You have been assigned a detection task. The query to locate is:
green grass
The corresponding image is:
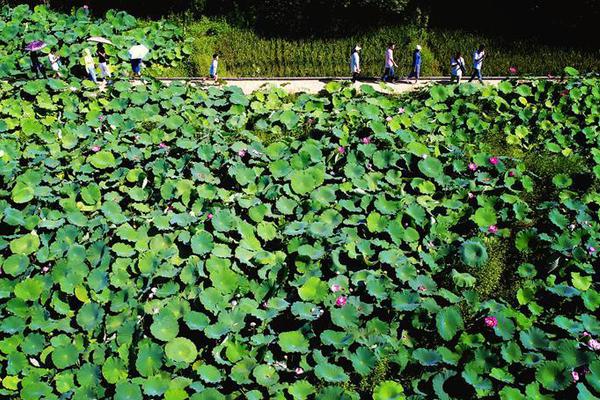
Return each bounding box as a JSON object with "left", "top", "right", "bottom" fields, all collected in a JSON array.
[{"left": 175, "top": 19, "right": 600, "bottom": 77}]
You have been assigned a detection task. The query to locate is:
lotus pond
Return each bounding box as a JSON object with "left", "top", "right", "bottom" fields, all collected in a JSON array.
[
  {"left": 1, "top": 69, "right": 600, "bottom": 399},
  {"left": 0, "top": 5, "right": 190, "bottom": 79}
]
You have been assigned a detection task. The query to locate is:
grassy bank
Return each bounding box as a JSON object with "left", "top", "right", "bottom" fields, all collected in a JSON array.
[{"left": 174, "top": 18, "right": 600, "bottom": 77}]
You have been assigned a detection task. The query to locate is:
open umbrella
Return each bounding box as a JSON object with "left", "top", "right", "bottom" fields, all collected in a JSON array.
[
  {"left": 25, "top": 41, "right": 46, "bottom": 52},
  {"left": 128, "top": 44, "right": 149, "bottom": 60},
  {"left": 88, "top": 36, "right": 113, "bottom": 45}
]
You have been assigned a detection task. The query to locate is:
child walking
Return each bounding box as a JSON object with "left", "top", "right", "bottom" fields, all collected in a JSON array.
[
  {"left": 450, "top": 52, "right": 466, "bottom": 84},
  {"left": 48, "top": 47, "right": 62, "bottom": 78},
  {"left": 209, "top": 54, "right": 219, "bottom": 82}
]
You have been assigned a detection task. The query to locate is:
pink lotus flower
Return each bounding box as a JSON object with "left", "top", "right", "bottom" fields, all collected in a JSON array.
[
  {"left": 42, "top": 266, "right": 50, "bottom": 273},
  {"left": 159, "top": 142, "right": 168, "bottom": 149},
  {"left": 335, "top": 296, "right": 347, "bottom": 307},
  {"left": 207, "top": 213, "right": 213, "bottom": 219},
  {"left": 337, "top": 146, "right": 345, "bottom": 154},
  {"left": 468, "top": 162, "right": 478, "bottom": 171},
  {"left": 484, "top": 316, "right": 498, "bottom": 328},
  {"left": 361, "top": 137, "right": 371, "bottom": 145},
  {"left": 331, "top": 284, "right": 341, "bottom": 293},
  {"left": 386, "top": 116, "right": 392, "bottom": 122},
  {"left": 91, "top": 145, "right": 101, "bottom": 152},
  {"left": 572, "top": 371, "right": 580, "bottom": 382},
  {"left": 398, "top": 107, "right": 405, "bottom": 114},
  {"left": 489, "top": 157, "right": 499, "bottom": 165},
  {"left": 488, "top": 225, "right": 498, "bottom": 234},
  {"left": 589, "top": 246, "right": 596, "bottom": 254},
  {"left": 583, "top": 332, "right": 591, "bottom": 337},
  {"left": 588, "top": 339, "right": 600, "bottom": 351},
  {"left": 83, "top": 5, "right": 89, "bottom": 9},
  {"left": 468, "top": 192, "right": 475, "bottom": 199},
  {"left": 98, "top": 115, "right": 104, "bottom": 121},
  {"left": 295, "top": 367, "right": 304, "bottom": 375},
  {"left": 508, "top": 66, "right": 518, "bottom": 75},
  {"left": 238, "top": 149, "right": 247, "bottom": 157},
  {"left": 418, "top": 285, "right": 427, "bottom": 292}
]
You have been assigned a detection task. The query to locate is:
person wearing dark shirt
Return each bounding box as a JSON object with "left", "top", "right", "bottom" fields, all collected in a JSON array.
[
  {"left": 30, "top": 51, "right": 46, "bottom": 79},
  {"left": 97, "top": 43, "right": 111, "bottom": 81},
  {"left": 407, "top": 45, "right": 422, "bottom": 84}
]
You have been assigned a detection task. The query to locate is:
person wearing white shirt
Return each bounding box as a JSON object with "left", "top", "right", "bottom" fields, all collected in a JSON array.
[
  {"left": 450, "top": 52, "right": 466, "bottom": 84},
  {"left": 48, "top": 47, "right": 61, "bottom": 78},
  {"left": 209, "top": 54, "right": 219, "bottom": 82},
  {"left": 469, "top": 45, "right": 486, "bottom": 83},
  {"left": 350, "top": 45, "right": 361, "bottom": 83},
  {"left": 382, "top": 42, "right": 397, "bottom": 82}
]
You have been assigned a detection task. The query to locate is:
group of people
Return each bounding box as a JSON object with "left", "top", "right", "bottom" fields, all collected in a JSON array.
[
  {"left": 350, "top": 43, "right": 486, "bottom": 84},
  {"left": 28, "top": 43, "right": 145, "bottom": 82}
]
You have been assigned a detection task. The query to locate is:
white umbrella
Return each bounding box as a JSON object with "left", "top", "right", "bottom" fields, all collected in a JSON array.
[
  {"left": 88, "top": 36, "right": 113, "bottom": 45},
  {"left": 128, "top": 44, "right": 149, "bottom": 60}
]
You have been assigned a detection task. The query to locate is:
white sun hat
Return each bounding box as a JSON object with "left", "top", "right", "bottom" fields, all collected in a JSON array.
[{"left": 416, "top": 44, "right": 422, "bottom": 50}]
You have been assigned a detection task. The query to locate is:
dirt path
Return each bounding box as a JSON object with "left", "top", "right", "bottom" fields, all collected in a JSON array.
[{"left": 159, "top": 77, "right": 509, "bottom": 95}]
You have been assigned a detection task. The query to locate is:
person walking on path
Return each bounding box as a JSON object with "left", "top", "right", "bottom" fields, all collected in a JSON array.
[
  {"left": 469, "top": 45, "right": 486, "bottom": 83},
  {"left": 97, "top": 43, "right": 111, "bottom": 82},
  {"left": 83, "top": 48, "right": 97, "bottom": 83},
  {"left": 382, "top": 42, "right": 398, "bottom": 82},
  {"left": 48, "top": 47, "right": 61, "bottom": 78},
  {"left": 407, "top": 44, "right": 422, "bottom": 84},
  {"left": 209, "top": 53, "right": 219, "bottom": 81},
  {"left": 30, "top": 51, "right": 46, "bottom": 79},
  {"left": 450, "top": 52, "right": 466, "bottom": 84},
  {"left": 350, "top": 46, "right": 361, "bottom": 83}
]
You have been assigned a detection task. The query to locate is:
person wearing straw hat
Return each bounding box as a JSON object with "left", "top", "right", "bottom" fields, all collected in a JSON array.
[
  {"left": 407, "top": 44, "right": 422, "bottom": 84},
  {"left": 97, "top": 43, "right": 111, "bottom": 82},
  {"left": 350, "top": 45, "right": 361, "bottom": 83},
  {"left": 82, "top": 48, "right": 97, "bottom": 83}
]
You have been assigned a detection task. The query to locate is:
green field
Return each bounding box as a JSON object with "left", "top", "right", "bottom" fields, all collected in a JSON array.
[
  {"left": 180, "top": 18, "right": 600, "bottom": 78},
  {"left": 2, "top": 4, "right": 600, "bottom": 400}
]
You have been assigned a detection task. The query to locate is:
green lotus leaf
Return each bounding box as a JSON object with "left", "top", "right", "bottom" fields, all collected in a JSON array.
[
  {"left": 436, "top": 306, "right": 464, "bottom": 341},
  {"left": 460, "top": 240, "right": 489, "bottom": 267},
  {"left": 76, "top": 302, "right": 104, "bottom": 331},
  {"left": 14, "top": 277, "right": 44, "bottom": 301},
  {"left": 288, "top": 380, "right": 316, "bottom": 400},
  {"left": 412, "top": 348, "right": 441, "bottom": 366},
  {"left": 115, "top": 382, "right": 143, "bottom": 400},
  {"left": 471, "top": 207, "right": 497, "bottom": 227},
  {"left": 150, "top": 313, "right": 179, "bottom": 342},
  {"left": 165, "top": 337, "right": 197, "bottom": 364},
  {"left": 87, "top": 150, "right": 117, "bottom": 169},
  {"left": 278, "top": 330, "right": 309, "bottom": 353},
  {"left": 418, "top": 157, "right": 444, "bottom": 179},
  {"left": 535, "top": 361, "right": 570, "bottom": 391},
  {"left": 373, "top": 380, "right": 405, "bottom": 400},
  {"left": 430, "top": 85, "right": 449, "bottom": 102},
  {"left": 197, "top": 364, "right": 223, "bottom": 383},
  {"left": 314, "top": 362, "right": 349, "bottom": 383},
  {"left": 253, "top": 364, "right": 279, "bottom": 386},
  {"left": 9, "top": 233, "right": 39, "bottom": 255},
  {"left": 135, "top": 341, "right": 163, "bottom": 377},
  {"left": 51, "top": 344, "right": 79, "bottom": 369}
]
